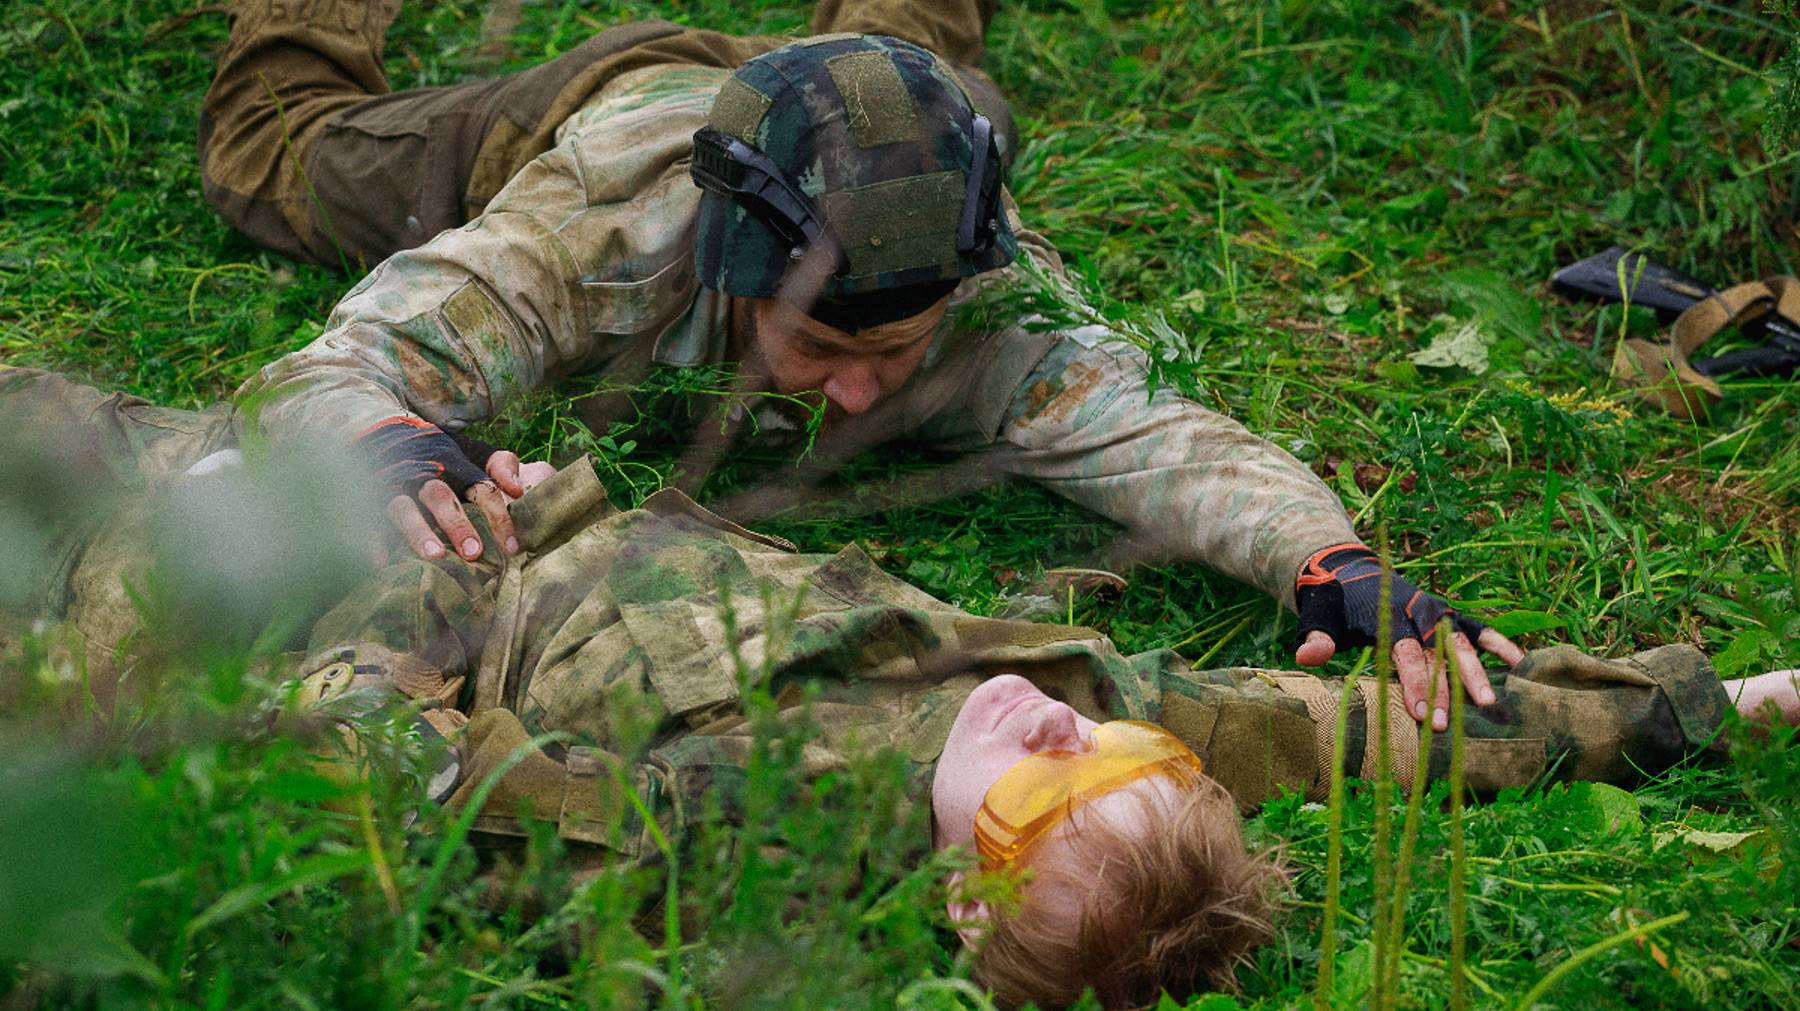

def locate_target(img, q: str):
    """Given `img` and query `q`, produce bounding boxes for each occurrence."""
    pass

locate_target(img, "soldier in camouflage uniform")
[7,364,1796,1008]
[0,364,1756,824]
[200,1,1530,729]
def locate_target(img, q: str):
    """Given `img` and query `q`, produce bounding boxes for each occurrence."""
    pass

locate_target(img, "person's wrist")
[1295,541,1374,590]
[356,416,490,497]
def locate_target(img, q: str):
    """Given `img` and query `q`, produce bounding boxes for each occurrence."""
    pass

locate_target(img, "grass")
[2,0,1799,1007]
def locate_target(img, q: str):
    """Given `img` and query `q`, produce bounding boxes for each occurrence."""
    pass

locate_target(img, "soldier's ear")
[944,869,994,951]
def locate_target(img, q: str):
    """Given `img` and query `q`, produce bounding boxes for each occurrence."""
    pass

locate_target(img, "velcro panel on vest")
[822,171,964,278]
[1269,674,1345,801]
[1158,691,1218,760]
[455,711,642,856]
[456,709,571,836]
[1160,691,1312,811]
[559,746,645,856]
[1209,700,1315,810]
[952,617,1102,652]
[825,51,920,148]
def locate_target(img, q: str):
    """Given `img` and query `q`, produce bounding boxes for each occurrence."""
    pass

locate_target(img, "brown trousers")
[198,0,1006,272]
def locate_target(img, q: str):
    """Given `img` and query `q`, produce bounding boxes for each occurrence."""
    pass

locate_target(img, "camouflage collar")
[652,287,733,367]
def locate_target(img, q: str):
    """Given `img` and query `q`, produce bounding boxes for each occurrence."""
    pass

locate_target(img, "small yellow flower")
[1508,380,1633,430]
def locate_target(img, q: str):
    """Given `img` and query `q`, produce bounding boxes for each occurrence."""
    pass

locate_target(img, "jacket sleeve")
[924,223,1355,605]
[235,104,705,446]
[990,334,1356,606]
[1209,644,1728,802]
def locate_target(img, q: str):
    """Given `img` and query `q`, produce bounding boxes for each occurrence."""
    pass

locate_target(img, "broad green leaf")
[1575,782,1641,834]
[1329,938,1375,1006]
[1678,829,1763,854]
[1433,266,1541,342]
[1710,628,1774,679]
[30,913,165,985]
[1380,186,1447,220]
[1409,315,1491,373]
[1373,359,1421,384]
[1652,828,1778,871]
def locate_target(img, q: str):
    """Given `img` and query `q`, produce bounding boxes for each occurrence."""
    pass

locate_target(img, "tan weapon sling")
[1612,276,1800,419]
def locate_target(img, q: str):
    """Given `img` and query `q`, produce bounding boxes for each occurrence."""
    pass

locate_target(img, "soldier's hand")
[1290,543,1526,730]
[357,416,551,562]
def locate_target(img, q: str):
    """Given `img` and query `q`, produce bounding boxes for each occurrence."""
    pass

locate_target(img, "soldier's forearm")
[997,342,1354,604]
[1264,644,1730,800]
[236,327,422,445]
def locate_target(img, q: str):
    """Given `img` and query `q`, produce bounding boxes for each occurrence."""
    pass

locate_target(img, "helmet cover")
[692,33,1017,318]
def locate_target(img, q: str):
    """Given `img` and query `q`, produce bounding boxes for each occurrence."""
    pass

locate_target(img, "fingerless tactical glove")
[356,416,499,497]
[1293,542,1486,650]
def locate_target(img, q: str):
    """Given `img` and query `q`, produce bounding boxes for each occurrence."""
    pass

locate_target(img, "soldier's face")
[739,296,947,422]
[931,675,1104,853]
[933,676,1191,946]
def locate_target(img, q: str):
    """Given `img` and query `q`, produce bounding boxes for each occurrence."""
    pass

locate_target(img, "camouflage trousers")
[198,0,1009,270]
[0,368,1733,828]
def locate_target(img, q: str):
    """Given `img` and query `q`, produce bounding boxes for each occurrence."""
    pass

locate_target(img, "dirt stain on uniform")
[1021,362,1103,424]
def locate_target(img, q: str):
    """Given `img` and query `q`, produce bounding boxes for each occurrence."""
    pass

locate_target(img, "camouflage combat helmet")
[691,34,1017,332]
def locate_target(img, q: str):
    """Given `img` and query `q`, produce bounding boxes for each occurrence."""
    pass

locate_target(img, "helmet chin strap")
[956,114,998,255]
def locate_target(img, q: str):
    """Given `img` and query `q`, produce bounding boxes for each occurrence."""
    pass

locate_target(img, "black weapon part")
[1550,246,1716,320]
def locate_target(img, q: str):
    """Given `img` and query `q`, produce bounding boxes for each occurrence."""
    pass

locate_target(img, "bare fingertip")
[461,537,481,559]
[422,541,444,559]
[1413,701,1428,719]
[505,536,520,555]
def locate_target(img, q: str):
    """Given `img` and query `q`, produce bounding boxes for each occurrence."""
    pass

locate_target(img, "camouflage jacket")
[294,457,1731,857]
[0,367,1730,862]
[236,61,1357,606]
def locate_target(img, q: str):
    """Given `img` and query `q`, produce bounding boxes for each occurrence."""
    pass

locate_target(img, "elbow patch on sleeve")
[431,279,522,404]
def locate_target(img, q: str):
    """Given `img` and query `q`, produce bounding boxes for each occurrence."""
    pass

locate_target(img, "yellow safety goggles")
[973,720,1203,870]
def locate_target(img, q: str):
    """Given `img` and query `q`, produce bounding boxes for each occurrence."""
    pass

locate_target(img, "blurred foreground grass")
[1,0,1798,1007]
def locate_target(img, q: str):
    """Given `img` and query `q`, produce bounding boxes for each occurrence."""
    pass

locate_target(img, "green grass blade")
[1513,911,1691,1011]
[1312,671,1360,1011]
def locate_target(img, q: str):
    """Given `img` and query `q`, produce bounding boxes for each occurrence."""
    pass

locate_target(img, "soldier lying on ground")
[4,367,1796,1009]
[200,0,1526,728]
